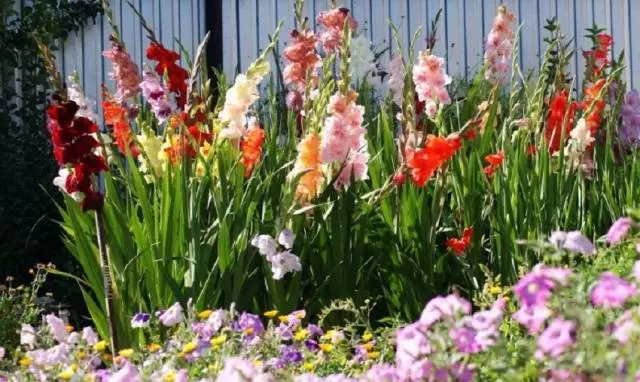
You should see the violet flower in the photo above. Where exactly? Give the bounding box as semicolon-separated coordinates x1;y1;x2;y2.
606;217;634;245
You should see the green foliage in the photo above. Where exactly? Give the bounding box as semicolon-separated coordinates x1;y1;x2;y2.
0;267;47;367
0;0;102;282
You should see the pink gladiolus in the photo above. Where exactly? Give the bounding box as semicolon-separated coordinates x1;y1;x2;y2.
483;5;516;84
387;54;405;107
412;52;451;118
103;41;142;103
316;8;358;54
320;90;369;190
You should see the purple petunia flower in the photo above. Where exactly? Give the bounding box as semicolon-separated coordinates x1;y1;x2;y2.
419;294;472;328
304;339;319;351
591;272;637;308
606;217;634;245
280;345;303;364
235;312;265;338
535;318;576;360
131;312;151;328
159;302;183;327
513;305;552;334
110;361;142;382
360;364;401;382
550;230;596;255
449;326;482;353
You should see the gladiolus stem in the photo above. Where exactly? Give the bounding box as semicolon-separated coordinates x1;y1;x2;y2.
95;209;119;356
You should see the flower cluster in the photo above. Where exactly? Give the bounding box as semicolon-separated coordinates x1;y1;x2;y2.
67;75;98;123
251;229;301;279
48;100;108;211
549;230;596;255
140;71;176;123
102;40;142;103
102;89;139;158
445;227;473;255
483;151;505;177
387;54;405;107
218;60;270;140
395;294;504;381
412;52;451;118
620;90;640;146
349;34;376;84
512;264;572;335
583;33;613;81
289;134;324;203
146;42;189;109
483;5;516;84
320;90;369;190
283;29;320;96
545;89;579;153
316;7;358;54
405;135;461;187
580;78;607;140
240;121;266;177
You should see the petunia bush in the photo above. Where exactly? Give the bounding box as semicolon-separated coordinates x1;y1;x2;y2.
35;0;640;352
3;214;640;380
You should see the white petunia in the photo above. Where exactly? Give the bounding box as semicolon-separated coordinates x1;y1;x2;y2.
269;250;302;280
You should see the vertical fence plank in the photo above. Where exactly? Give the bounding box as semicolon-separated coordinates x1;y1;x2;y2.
54;0;638;104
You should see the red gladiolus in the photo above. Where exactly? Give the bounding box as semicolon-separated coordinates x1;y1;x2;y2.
240;126;266;177
545;90;579;153
146;42;189;109
406;135;461;187
47;100;107;212
446;227;473;255
583;33;612;79
483;151;505;177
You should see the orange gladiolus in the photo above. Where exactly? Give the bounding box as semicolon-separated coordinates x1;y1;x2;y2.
240;126;266;177
102;93;139;158
406;135;461;187
292;134;324;203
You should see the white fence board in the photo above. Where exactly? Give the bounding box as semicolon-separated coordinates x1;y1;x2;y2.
28;0;638;109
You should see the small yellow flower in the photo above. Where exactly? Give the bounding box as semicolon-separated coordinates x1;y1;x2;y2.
362;331;373;342
361;342;375;352
303;362;315;371
321;329;336;341
94;340;108;352
294;310;306;319
253;360;263;368
164;370;176;382
263;310;278;318
211;335;227;347
319;343;333;353
148;343;162;352
198;310;213;320
102;354;112;362
57;366;76;380
77;351;86;360
278;315;289;324
19;356;32;367
118;348;134;358
65;325;75;333
243;328;254;336
294;329;309;341
182;341;197;353
367;351;380;360
488;286;502;295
